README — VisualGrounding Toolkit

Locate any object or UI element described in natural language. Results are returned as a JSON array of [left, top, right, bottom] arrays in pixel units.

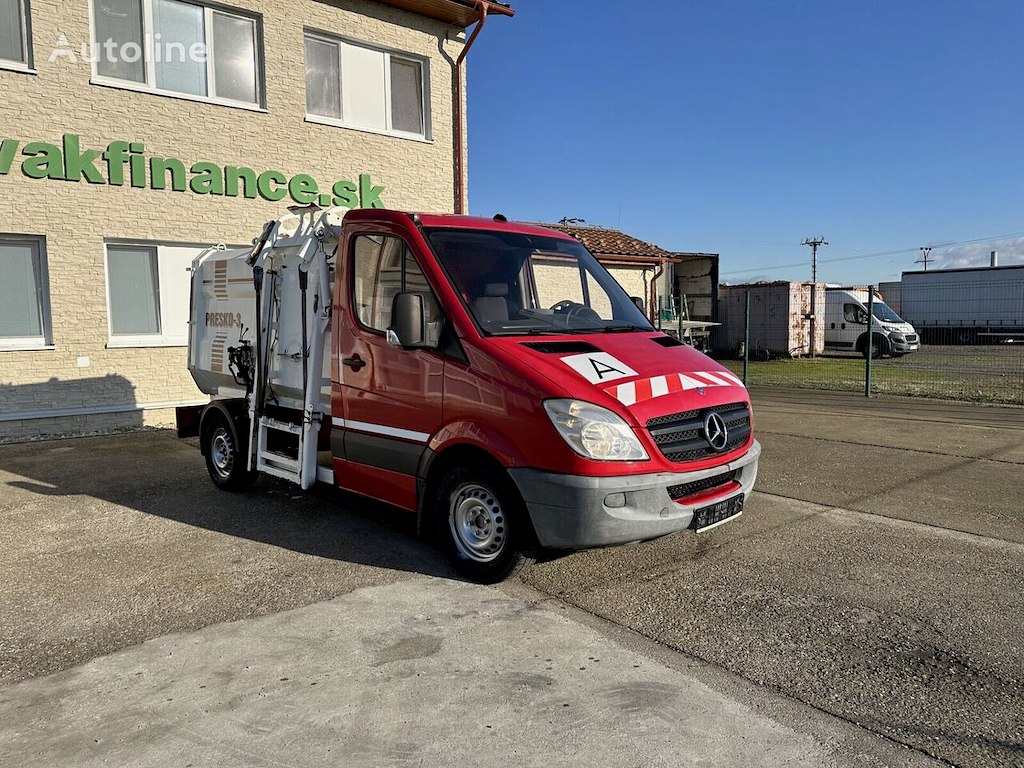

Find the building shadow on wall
[[0, 374, 144, 440], [0, 424, 455, 580]]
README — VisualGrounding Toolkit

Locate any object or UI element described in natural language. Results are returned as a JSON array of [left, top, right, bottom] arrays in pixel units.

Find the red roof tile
[[539, 223, 673, 263]]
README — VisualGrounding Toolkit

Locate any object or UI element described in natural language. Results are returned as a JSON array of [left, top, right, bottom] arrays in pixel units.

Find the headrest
[[484, 283, 509, 298]]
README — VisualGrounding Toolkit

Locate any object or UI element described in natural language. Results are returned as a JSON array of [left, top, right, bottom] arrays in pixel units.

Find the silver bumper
[[509, 441, 761, 550]]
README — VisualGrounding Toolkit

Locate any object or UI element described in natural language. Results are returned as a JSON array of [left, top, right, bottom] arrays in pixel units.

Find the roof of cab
[[343, 209, 578, 242]]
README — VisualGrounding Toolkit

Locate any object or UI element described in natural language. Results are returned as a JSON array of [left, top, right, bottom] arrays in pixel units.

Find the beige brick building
[[0, 0, 511, 438]]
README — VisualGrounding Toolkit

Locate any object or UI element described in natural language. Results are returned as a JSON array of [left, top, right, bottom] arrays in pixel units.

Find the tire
[[202, 412, 256, 491], [862, 335, 886, 359], [434, 463, 535, 584]]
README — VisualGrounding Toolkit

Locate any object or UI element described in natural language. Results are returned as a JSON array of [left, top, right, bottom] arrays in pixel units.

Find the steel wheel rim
[[449, 484, 506, 563], [211, 428, 234, 478]]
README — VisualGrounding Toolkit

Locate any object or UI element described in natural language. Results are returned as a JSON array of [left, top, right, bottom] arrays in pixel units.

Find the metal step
[[259, 463, 303, 484], [257, 450, 300, 472], [260, 417, 301, 435]]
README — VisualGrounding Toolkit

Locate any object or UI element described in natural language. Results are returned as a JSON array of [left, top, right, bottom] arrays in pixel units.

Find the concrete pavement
[[521, 389, 1024, 767], [0, 578, 915, 768], [1, 387, 1021, 766]]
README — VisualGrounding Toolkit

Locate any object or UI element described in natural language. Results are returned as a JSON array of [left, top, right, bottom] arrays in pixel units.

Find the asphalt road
[[522, 389, 1024, 767], [0, 388, 1021, 766]]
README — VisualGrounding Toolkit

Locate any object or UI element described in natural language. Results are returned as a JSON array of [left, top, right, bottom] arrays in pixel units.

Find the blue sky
[[465, 1, 1024, 284]]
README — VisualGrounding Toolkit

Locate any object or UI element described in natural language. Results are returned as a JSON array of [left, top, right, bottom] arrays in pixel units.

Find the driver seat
[[472, 282, 510, 324]]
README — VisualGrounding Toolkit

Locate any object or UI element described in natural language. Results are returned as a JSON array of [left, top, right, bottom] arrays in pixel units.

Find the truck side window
[[844, 303, 866, 324], [352, 234, 441, 337]]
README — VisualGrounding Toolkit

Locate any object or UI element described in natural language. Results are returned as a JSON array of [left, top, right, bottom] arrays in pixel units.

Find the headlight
[[888, 331, 904, 341], [543, 399, 648, 461]]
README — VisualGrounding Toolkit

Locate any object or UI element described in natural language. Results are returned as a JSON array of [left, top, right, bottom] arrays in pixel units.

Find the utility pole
[[802, 237, 827, 357], [916, 246, 933, 270]]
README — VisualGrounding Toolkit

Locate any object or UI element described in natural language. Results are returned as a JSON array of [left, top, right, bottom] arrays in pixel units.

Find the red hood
[[487, 333, 748, 425]]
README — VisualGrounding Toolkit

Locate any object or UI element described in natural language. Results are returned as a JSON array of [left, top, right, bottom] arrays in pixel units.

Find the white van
[[824, 288, 919, 358]]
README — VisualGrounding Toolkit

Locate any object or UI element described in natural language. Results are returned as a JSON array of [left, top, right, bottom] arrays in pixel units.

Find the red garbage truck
[[180, 207, 761, 582]]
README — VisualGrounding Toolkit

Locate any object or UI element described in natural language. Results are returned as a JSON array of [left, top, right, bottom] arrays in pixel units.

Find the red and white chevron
[[604, 370, 745, 407]]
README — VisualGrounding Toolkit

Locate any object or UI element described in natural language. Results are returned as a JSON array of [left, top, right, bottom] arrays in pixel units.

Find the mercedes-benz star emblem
[[703, 412, 729, 451]]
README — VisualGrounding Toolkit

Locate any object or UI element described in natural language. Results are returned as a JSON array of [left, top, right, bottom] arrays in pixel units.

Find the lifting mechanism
[[244, 206, 341, 490]]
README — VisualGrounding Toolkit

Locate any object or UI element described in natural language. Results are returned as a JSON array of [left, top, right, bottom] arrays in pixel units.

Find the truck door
[[836, 301, 867, 350], [332, 229, 445, 511]]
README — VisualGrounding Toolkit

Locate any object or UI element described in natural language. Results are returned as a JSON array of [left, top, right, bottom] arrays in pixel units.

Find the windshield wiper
[[489, 327, 581, 337], [602, 324, 650, 333]]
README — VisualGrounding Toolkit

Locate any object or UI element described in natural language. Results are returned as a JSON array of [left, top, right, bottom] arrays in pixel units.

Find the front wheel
[[863, 336, 886, 359], [435, 464, 534, 583], [203, 413, 256, 491]]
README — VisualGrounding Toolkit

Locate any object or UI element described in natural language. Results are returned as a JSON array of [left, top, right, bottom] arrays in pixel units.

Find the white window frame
[[303, 30, 431, 142], [0, 0, 34, 73], [104, 241, 201, 348], [89, 0, 266, 111], [0, 234, 53, 351]]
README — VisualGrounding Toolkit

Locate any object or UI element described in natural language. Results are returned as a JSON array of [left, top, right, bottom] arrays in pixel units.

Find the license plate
[[692, 494, 743, 531]]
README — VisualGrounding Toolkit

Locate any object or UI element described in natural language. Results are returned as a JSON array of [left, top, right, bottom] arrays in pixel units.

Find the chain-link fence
[[712, 276, 1024, 405]]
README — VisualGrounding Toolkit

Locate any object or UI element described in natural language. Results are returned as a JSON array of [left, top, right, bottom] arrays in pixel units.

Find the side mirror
[[389, 292, 426, 348], [630, 296, 646, 313]]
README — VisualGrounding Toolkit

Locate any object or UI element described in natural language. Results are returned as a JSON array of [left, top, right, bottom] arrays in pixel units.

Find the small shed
[[719, 282, 825, 357]]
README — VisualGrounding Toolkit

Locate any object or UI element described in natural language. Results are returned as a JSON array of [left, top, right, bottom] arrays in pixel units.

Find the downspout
[[650, 259, 666, 325], [453, 1, 492, 214]]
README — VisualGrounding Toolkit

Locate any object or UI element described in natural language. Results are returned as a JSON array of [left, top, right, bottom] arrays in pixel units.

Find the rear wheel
[[202, 412, 256, 491], [435, 464, 534, 583]]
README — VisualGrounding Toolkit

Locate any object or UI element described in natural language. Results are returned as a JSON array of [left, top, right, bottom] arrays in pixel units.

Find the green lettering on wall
[[359, 173, 385, 209], [0, 133, 386, 208], [333, 180, 359, 208], [103, 141, 131, 186], [129, 143, 147, 189], [190, 162, 224, 195], [257, 170, 288, 202], [288, 174, 318, 204], [150, 157, 187, 192], [21, 142, 65, 180], [224, 166, 257, 199], [0, 139, 20, 175], [62, 134, 105, 184]]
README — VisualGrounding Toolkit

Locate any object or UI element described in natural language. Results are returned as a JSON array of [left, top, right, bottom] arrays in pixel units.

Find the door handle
[[342, 354, 366, 371]]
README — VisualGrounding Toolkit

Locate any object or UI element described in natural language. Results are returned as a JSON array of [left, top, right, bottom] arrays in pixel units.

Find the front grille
[[647, 402, 751, 463], [667, 469, 738, 501], [906, 334, 918, 343]]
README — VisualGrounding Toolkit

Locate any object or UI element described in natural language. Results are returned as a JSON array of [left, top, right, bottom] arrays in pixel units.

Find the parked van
[[179, 208, 761, 582], [824, 287, 919, 357]]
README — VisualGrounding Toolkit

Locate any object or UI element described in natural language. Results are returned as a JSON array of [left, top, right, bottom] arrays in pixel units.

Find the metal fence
[[712, 279, 1024, 405]]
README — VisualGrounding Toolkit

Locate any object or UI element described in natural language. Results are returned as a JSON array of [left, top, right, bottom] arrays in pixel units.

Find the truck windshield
[[424, 228, 654, 336], [873, 302, 903, 323]]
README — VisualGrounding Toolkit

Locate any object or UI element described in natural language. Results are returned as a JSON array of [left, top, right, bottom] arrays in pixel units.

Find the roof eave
[[372, 0, 514, 27]]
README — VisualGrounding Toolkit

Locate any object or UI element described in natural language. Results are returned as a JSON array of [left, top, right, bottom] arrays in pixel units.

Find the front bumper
[[891, 337, 919, 353], [509, 440, 761, 550]]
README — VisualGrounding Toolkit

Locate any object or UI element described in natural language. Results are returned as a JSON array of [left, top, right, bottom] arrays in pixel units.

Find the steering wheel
[[549, 300, 601, 325]]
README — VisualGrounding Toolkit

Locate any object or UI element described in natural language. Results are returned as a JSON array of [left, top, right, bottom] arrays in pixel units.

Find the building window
[[92, 0, 263, 108], [0, 0, 31, 70], [304, 32, 428, 139], [104, 243, 199, 346], [0, 235, 51, 350]]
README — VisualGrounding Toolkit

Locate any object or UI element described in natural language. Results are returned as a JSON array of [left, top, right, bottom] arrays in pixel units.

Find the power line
[[720, 230, 1024, 276]]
